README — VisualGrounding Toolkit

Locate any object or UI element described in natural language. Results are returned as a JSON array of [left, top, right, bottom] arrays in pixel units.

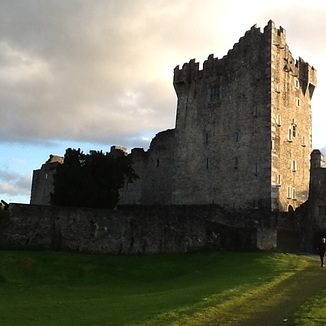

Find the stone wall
[[1, 203, 319, 253], [271, 23, 315, 212], [119, 129, 175, 205], [308, 150, 326, 230], [0, 204, 280, 254], [257, 228, 277, 250]]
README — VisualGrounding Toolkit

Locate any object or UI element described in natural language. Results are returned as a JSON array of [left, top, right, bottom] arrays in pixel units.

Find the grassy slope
[[0, 250, 313, 326]]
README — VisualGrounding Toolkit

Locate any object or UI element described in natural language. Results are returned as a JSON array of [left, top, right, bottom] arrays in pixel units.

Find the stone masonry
[[308, 150, 326, 229], [30, 155, 64, 205]]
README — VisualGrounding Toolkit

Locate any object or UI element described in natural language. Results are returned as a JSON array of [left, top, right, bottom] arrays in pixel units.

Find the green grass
[[291, 288, 326, 325], [0, 250, 310, 325]]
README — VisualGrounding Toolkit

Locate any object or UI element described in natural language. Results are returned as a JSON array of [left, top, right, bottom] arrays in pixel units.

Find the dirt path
[[206, 255, 326, 325]]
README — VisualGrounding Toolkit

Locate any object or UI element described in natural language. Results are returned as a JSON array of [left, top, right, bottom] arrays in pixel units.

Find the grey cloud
[[0, 0, 186, 146], [0, 168, 31, 197], [257, 6, 326, 61], [1, 0, 326, 149]]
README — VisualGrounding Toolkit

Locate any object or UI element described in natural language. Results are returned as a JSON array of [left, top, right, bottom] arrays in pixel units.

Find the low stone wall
[[0, 204, 266, 254]]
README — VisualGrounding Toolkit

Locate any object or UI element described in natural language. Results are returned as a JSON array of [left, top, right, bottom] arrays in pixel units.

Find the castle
[[120, 20, 316, 213], [31, 20, 317, 215], [10, 20, 326, 254]]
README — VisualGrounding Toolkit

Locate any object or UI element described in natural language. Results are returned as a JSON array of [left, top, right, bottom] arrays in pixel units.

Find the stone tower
[[171, 20, 316, 212], [30, 155, 64, 205]]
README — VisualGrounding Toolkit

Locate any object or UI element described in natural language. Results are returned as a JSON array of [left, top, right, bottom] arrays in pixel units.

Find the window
[[206, 158, 209, 170], [277, 174, 281, 185], [288, 120, 297, 139], [275, 84, 281, 93], [254, 163, 259, 175], [292, 188, 296, 200], [302, 136, 306, 147], [252, 106, 258, 116], [288, 127, 293, 141], [276, 114, 281, 126], [208, 86, 220, 102], [205, 133, 209, 145], [287, 186, 291, 199], [156, 159, 160, 167], [296, 98, 300, 107], [292, 160, 297, 172], [234, 157, 238, 169], [235, 131, 240, 142], [295, 79, 300, 88]]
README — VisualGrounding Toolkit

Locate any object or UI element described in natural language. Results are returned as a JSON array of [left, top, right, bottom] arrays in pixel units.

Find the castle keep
[[31, 21, 316, 215], [119, 20, 316, 213]]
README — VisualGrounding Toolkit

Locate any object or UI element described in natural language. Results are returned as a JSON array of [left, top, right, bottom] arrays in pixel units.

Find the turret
[[311, 149, 325, 169]]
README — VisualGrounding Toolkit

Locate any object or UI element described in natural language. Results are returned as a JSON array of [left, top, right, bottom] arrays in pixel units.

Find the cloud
[[0, 0, 192, 147], [0, 1, 264, 146], [0, 168, 31, 198], [1, 0, 326, 150]]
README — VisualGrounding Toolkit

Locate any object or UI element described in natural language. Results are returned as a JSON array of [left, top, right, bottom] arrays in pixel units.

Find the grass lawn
[[0, 250, 315, 325], [291, 288, 326, 325]]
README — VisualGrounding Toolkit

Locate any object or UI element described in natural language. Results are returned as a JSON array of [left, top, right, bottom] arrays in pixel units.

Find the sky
[[1, 0, 326, 204]]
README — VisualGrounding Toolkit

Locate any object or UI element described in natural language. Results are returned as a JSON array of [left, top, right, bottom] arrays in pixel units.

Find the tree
[[51, 148, 137, 208]]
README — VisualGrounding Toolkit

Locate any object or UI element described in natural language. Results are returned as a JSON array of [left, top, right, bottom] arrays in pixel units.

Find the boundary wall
[[0, 204, 287, 254]]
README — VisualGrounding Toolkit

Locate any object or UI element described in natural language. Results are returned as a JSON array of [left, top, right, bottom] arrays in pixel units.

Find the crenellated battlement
[[173, 58, 200, 86], [173, 20, 294, 87], [173, 22, 271, 90], [297, 57, 317, 98]]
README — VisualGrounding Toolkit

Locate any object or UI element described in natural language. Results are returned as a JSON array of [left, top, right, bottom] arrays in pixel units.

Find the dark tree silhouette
[[51, 148, 137, 208]]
